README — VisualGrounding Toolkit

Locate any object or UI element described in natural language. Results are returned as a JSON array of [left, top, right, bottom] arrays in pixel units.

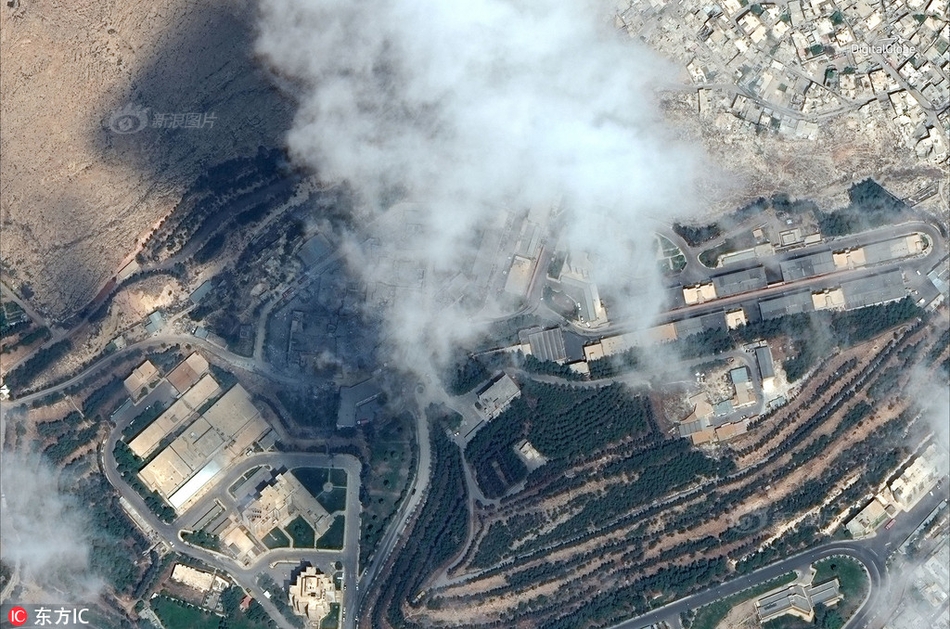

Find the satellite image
[[0, 0, 948, 629]]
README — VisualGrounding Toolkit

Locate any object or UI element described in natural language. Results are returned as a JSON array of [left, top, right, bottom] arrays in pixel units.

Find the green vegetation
[[262, 527, 291, 549], [220, 586, 277, 629], [359, 413, 414, 570], [287, 516, 316, 548], [320, 603, 340, 629], [3, 339, 72, 394], [371, 422, 468, 628], [152, 596, 220, 629], [673, 222, 722, 247], [257, 574, 305, 628], [698, 239, 737, 267], [329, 468, 347, 486], [465, 381, 654, 497], [817, 180, 908, 237], [293, 467, 330, 494], [182, 530, 221, 552], [317, 487, 347, 513], [317, 516, 346, 550], [813, 556, 868, 601], [275, 388, 340, 434], [81, 376, 124, 417], [685, 572, 796, 629], [445, 354, 489, 395], [1, 325, 50, 353]]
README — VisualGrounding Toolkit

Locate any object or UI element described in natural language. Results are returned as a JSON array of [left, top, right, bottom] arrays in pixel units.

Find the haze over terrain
[[257, 0, 717, 376]]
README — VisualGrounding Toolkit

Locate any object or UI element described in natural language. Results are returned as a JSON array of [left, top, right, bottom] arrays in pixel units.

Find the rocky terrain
[[0, 0, 292, 320]]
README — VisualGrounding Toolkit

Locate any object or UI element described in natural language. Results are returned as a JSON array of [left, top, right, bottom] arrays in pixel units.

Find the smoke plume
[[256, 0, 710, 377]]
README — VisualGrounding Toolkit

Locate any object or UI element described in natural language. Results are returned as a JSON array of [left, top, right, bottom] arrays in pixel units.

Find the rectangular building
[[475, 374, 521, 420], [712, 266, 768, 297], [758, 292, 814, 319], [840, 269, 907, 310], [779, 250, 835, 281]]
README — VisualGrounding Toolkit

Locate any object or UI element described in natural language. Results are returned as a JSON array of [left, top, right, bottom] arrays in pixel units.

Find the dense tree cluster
[[372, 422, 468, 628], [817, 180, 907, 237], [3, 339, 72, 394], [673, 222, 723, 247]]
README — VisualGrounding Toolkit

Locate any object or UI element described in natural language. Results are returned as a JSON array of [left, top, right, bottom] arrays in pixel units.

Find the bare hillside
[[0, 0, 291, 319]]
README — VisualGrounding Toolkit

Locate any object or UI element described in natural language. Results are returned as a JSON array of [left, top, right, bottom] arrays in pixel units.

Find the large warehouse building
[[138, 383, 270, 511]]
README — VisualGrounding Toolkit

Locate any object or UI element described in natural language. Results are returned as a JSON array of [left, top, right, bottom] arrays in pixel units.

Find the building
[[138, 383, 270, 511], [840, 269, 907, 309], [725, 309, 747, 329], [170, 564, 226, 594], [846, 496, 892, 537], [683, 283, 718, 305], [130, 373, 223, 458], [124, 360, 159, 398], [861, 234, 925, 264], [189, 280, 214, 305], [780, 250, 836, 281], [298, 233, 333, 267], [166, 353, 210, 395], [504, 255, 536, 297], [890, 445, 940, 510], [337, 378, 384, 429], [812, 288, 846, 311], [756, 579, 842, 623], [145, 311, 164, 335], [475, 374, 521, 420], [241, 469, 332, 540], [288, 566, 340, 626], [755, 345, 776, 386], [758, 291, 814, 319], [521, 327, 568, 363], [711, 266, 768, 297]]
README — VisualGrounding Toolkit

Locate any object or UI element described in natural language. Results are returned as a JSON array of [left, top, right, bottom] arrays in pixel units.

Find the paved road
[[608, 488, 949, 629], [354, 399, 432, 622]]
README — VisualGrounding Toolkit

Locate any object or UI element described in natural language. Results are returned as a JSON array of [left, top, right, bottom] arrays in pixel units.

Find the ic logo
[[8, 605, 28, 627]]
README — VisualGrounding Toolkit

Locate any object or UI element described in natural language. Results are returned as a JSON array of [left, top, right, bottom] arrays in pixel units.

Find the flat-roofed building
[[170, 564, 218, 593], [683, 283, 718, 305], [862, 234, 924, 264], [812, 288, 846, 311], [130, 373, 222, 458], [833, 248, 867, 269], [166, 353, 210, 395], [140, 447, 193, 497], [840, 269, 907, 309], [288, 566, 340, 626], [504, 255, 535, 297], [756, 579, 841, 623], [712, 266, 768, 297], [691, 427, 717, 445], [890, 445, 940, 510], [242, 470, 332, 540], [725, 309, 747, 329], [780, 250, 835, 281], [522, 327, 568, 363], [124, 360, 159, 398], [202, 385, 268, 445], [755, 346, 776, 385], [715, 420, 748, 441], [475, 374, 521, 420], [337, 378, 384, 429], [846, 496, 891, 537], [584, 342, 606, 362], [759, 292, 814, 319]]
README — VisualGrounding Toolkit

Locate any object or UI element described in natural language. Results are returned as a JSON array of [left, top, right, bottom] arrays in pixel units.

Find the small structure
[[475, 374, 521, 420], [145, 311, 164, 335], [124, 360, 159, 398], [288, 565, 340, 626], [845, 496, 892, 537], [755, 345, 776, 388], [521, 327, 568, 363], [189, 280, 214, 305], [683, 282, 717, 305], [725, 309, 747, 329]]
